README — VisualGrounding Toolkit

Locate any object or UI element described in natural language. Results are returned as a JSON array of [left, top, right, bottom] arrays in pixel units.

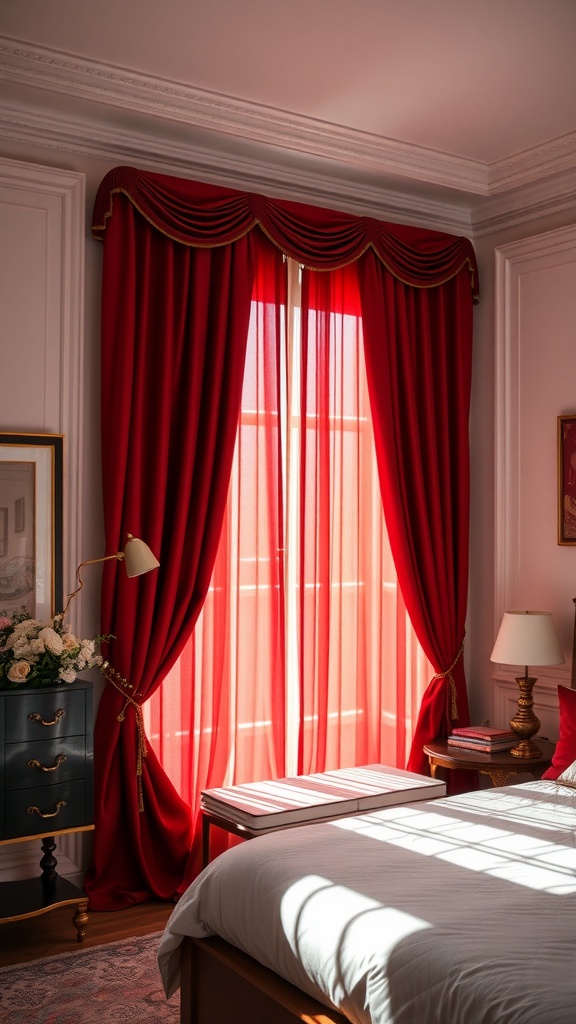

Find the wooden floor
[[0, 898, 174, 966]]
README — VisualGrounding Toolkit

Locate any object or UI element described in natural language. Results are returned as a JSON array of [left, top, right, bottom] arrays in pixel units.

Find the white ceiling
[[2, 0, 576, 234]]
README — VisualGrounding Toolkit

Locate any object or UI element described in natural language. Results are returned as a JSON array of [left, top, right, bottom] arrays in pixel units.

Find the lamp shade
[[490, 611, 564, 668], [122, 534, 160, 578]]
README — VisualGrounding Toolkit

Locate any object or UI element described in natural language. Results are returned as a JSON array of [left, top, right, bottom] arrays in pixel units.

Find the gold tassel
[[102, 662, 147, 812], [431, 633, 466, 721]]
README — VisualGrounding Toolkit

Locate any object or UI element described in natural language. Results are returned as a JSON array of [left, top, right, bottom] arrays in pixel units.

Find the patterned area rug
[[0, 931, 179, 1023]]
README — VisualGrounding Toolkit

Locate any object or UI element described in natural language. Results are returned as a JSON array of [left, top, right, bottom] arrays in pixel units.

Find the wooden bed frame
[[180, 935, 349, 1024]]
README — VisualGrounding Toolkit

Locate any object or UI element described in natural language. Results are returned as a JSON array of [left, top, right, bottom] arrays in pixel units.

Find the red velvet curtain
[[85, 190, 268, 908], [88, 166, 478, 908], [358, 254, 474, 775]]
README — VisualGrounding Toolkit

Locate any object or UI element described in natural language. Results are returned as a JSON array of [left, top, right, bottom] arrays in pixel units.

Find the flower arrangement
[[0, 607, 108, 690]]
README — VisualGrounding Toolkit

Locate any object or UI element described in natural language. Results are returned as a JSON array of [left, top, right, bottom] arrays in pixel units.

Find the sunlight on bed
[[329, 784, 576, 894], [280, 874, 431, 968]]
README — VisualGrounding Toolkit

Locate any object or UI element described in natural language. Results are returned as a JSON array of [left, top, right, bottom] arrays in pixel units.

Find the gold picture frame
[[0, 432, 63, 617], [558, 414, 576, 545]]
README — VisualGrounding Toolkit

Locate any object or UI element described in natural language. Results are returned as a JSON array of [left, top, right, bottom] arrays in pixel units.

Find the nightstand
[[423, 738, 555, 787], [0, 679, 94, 940]]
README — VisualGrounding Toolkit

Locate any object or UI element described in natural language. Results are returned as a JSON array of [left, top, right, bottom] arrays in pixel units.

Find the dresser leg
[[38, 835, 89, 941], [39, 835, 58, 898], [73, 898, 89, 942]]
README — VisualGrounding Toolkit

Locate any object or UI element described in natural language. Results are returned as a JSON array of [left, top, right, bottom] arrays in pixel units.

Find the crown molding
[[489, 133, 576, 193], [0, 102, 474, 235], [2, 35, 576, 239], [471, 166, 576, 237], [4, 99, 576, 240], [4, 35, 576, 201], [0, 36, 488, 196]]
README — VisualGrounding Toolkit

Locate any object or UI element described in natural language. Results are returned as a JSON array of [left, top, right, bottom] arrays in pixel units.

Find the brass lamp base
[[509, 674, 541, 758]]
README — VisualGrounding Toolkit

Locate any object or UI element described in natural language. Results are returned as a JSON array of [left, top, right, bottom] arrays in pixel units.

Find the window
[[144, 257, 431, 811]]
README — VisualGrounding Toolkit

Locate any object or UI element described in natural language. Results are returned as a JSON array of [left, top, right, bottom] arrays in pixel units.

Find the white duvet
[[158, 780, 576, 1023]]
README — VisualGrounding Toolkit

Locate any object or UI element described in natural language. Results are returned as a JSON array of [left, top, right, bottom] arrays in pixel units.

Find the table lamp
[[490, 610, 564, 757]]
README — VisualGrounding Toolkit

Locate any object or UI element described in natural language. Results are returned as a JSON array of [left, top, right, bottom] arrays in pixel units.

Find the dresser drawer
[[5, 736, 87, 790], [4, 779, 89, 839], [0, 680, 94, 841], [3, 688, 89, 743]]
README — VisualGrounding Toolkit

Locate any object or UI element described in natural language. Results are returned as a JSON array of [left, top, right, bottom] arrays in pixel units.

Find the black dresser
[[0, 679, 94, 940]]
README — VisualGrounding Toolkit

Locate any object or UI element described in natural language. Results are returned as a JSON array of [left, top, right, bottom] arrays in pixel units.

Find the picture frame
[[558, 415, 576, 545], [0, 432, 63, 618], [0, 508, 7, 559]]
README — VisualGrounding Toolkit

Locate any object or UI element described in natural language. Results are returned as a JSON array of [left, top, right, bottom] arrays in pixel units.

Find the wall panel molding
[[0, 158, 86, 884], [493, 223, 576, 724], [0, 157, 85, 634]]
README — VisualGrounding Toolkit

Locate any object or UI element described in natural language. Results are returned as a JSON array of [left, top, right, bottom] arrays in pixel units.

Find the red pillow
[[542, 685, 576, 779]]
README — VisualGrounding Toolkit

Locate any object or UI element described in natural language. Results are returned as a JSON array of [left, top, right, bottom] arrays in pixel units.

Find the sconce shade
[[122, 534, 160, 578], [490, 611, 564, 668]]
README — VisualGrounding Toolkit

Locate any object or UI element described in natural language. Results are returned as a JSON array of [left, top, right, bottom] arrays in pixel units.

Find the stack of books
[[447, 725, 517, 753]]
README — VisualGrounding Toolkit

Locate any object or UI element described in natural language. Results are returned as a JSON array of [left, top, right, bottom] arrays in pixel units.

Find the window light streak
[[240, 408, 369, 427], [280, 875, 431, 967], [330, 794, 576, 894], [146, 707, 369, 744], [445, 785, 576, 833], [186, 708, 366, 738], [237, 718, 273, 730], [146, 728, 191, 742], [235, 581, 365, 593], [150, 711, 365, 742], [303, 708, 364, 722]]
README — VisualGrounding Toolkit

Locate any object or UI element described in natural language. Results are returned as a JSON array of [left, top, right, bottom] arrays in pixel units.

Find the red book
[[447, 737, 516, 752], [451, 726, 515, 741]]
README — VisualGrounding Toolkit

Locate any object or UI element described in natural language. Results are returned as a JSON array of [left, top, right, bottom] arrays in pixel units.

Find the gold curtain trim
[[92, 187, 479, 299], [103, 661, 147, 812], [92, 186, 256, 248], [257, 221, 478, 295], [431, 633, 466, 720]]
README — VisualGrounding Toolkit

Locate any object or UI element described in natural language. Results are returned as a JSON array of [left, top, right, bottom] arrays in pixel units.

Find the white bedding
[[158, 780, 576, 1023]]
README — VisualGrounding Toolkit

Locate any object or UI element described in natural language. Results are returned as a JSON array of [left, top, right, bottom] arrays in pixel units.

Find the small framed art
[[558, 414, 576, 545], [0, 432, 63, 617]]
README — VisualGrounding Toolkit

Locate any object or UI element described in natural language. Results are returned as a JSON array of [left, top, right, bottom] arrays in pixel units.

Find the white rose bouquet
[[0, 607, 109, 689]]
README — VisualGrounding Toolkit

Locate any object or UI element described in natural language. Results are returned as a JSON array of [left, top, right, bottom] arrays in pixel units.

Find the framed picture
[[558, 415, 576, 545], [0, 508, 7, 559], [0, 433, 63, 618]]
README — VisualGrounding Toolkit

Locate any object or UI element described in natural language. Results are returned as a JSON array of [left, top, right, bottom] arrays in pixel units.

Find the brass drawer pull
[[27, 800, 67, 819], [27, 754, 67, 773], [28, 709, 65, 727]]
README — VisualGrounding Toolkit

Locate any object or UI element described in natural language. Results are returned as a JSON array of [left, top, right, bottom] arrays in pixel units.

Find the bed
[[158, 774, 576, 1024]]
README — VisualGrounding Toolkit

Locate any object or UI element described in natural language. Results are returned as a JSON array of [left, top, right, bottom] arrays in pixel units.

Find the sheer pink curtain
[[298, 262, 430, 774], [145, 247, 288, 875], [145, 256, 431, 874]]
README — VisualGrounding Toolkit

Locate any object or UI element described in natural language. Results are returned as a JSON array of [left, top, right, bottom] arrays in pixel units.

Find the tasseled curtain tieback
[[102, 661, 147, 812], [431, 633, 466, 721]]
